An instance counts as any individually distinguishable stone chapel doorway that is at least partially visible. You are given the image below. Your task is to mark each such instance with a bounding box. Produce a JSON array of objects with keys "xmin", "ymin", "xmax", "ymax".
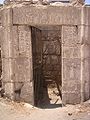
[{"xmin": 31, "ymin": 26, "xmax": 62, "ymax": 108}]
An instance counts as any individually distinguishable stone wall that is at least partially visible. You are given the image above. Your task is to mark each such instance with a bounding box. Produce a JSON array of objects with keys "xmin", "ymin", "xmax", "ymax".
[
  {"xmin": 0, "ymin": 4, "xmax": 90, "ymax": 105},
  {"xmin": 0, "ymin": 5, "xmax": 3, "ymax": 94},
  {"xmin": 1, "ymin": 8, "xmax": 34, "ymax": 103},
  {"xmin": 62, "ymin": 25, "xmax": 81, "ymax": 104}
]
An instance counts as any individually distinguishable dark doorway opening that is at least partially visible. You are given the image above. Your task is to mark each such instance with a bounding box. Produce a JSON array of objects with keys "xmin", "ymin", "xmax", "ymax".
[{"xmin": 31, "ymin": 26, "xmax": 62, "ymax": 108}]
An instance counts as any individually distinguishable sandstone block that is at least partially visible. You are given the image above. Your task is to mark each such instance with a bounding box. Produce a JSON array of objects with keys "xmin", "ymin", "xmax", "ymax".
[
  {"xmin": 11, "ymin": 57, "xmax": 33, "ymax": 82},
  {"xmin": 81, "ymin": 58, "xmax": 90, "ymax": 101},
  {"xmin": 82, "ymin": 7, "xmax": 90, "ymax": 26},
  {"xmin": 2, "ymin": 58, "xmax": 10, "ymax": 82},
  {"xmin": 62, "ymin": 46, "xmax": 81, "ymax": 58},
  {"xmin": 62, "ymin": 81, "xmax": 81, "ymax": 93},
  {"xmin": 1, "ymin": 27, "xmax": 11, "ymax": 58},
  {"xmin": 4, "ymin": 82, "xmax": 15, "ymax": 100},
  {"xmin": 0, "ymin": 26, "xmax": 2, "ymax": 47},
  {"xmin": 2, "ymin": 57, "xmax": 33, "ymax": 82},
  {"xmin": 18, "ymin": 26, "xmax": 32, "ymax": 58},
  {"xmin": 62, "ymin": 92, "xmax": 81, "ymax": 105},
  {"xmin": 1, "ymin": 8, "xmax": 12, "ymax": 27},
  {"xmin": 80, "ymin": 26, "xmax": 90, "ymax": 45},
  {"xmin": 2, "ymin": 25, "xmax": 32, "ymax": 58},
  {"xmin": 62, "ymin": 58, "xmax": 81, "ymax": 81},
  {"xmin": 62, "ymin": 26, "xmax": 80, "ymax": 47},
  {"xmin": 20, "ymin": 82, "xmax": 34, "ymax": 104},
  {"xmin": 13, "ymin": 6, "xmax": 81, "ymax": 25},
  {"xmin": 81, "ymin": 44, "xmax": 90, "ymax": 58}
]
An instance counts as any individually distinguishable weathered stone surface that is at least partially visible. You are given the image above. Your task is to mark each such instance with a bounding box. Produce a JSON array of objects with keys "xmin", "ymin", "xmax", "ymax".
[
  {"xmin": 62, "ymin": 81, "xmax": 81, "ymax": 92},
  {"xmin": 2, "ymin": 58, "xmax": 33, "ymax": 82},
  {"xmin": 62, "ymin": 25, "xmax": 81, "ymax": 104},
  {"xmin": 62, "ymin": 58, "xmax": 81, "ymax": 81},
  {"xmin": 18, "ymin": 26, "xmax": 32, "ymax": 58},
  {"xmin": 62, "ymin": 26, "xmax": 80, "ymax": 47},
  {"xmin": 0, "ymin": 9, "xmax": 2, "ymax": 25},
  {"xmin": 1, "ymin": 27, "xmax": 12, "ymax": 58},
  {"xmin": 2, "ymin": 25, "xmax": 32, "ymax": 58},
  {"xmin": 14, "ymin": 82, "xmax": 33, "ymax": 102},
  {"xmin": 1, "ymin": 4, "xmax": 90, "ymax": 106},
  {"xmin": 12, "ymin": 57, "xmax": 33, "ymax": 82},
  {"xmin": 81, "ymin": 58, "xmax": 90, "ymax": 101},
  {"xmin": 2, "ymin": 58, "xmax": 10, "ymax": 83},
  {"xmin": 62, "ymin": 46, "xmax": 81, "ymax": 58},
  {"xmin": 4, "ymin": 82, "xmax": 15, "ymax": 100},
  {"xmin": 4, "ymin": 81, "xmax": 34, "ymax": 103},
  {"xmin": 81, "ymin": 45, "xmax": 90, "ymax": 58},
  {"xmin": 80, "ymin": 26, "xmax": 90, "ymax": 45},
  {"xmin": 1, "ymin": 8, "xmax": 13, "ymax": 58},
  {"xmin": 62, "ymin": 92, "xmax": 81, "ymax": 104},
  {"xmin": 80, "ymin": 25, "xmax": 90, "ymax": 101},
  {"xmin": 0, "ymin": 26, "xmax": 2, "ymax": 46},
  {"xmin": 20, "ymin": 82, "xmax": 34, "ymax": 104},
  {"xmin": 81, "ymin": 7, "xmax": 90, "ymax": 26},
  {"xmin": 1, "ymin": 8, "xmax": 13, "ymax": 27},
  {"xmin": 10, "ymin": 26, "xmax": 19, "ymax": 58},
  {"xmin": 13, "ymin": 5, "xmax": 81, "ymax": 25},
  {"xmin": 0, "ymin": 26, "xmax": 2, "ymax": 77}
]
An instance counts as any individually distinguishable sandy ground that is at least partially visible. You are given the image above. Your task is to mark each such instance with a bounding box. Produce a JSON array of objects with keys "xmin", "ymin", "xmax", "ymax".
[{"xmin": 0, "ymin": 98, "xmax": 90, "ymax": 120}]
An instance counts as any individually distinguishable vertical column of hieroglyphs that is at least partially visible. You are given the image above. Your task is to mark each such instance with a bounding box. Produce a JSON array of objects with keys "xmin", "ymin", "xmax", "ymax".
[
  {"xmin": 62, "ymin": 25, "xmax": 81, "ymax": 104},
  {"xmin": 15, "ymin": 25, "xmax": 33, "ymax": 103},
  {"xmin": 14, "ymin": 25, "xmax": 34, "ymax": 104}
]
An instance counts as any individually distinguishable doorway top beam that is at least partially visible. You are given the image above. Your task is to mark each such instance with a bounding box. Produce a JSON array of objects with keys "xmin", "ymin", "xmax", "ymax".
[{"xmin": 12, "ymin": 5, "xmax": 82, "ymax": 26}]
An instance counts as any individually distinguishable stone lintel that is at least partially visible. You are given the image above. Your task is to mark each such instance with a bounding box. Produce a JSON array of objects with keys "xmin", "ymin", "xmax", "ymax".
[{"xmin": 13, "ymin": 5, "xmax": 82, "ymax": 25}]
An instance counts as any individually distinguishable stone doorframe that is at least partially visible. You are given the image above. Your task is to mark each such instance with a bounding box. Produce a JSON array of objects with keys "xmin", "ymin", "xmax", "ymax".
[{"xmin": 1, "ymin": 5, "xmax": 90, "ymax": 105}]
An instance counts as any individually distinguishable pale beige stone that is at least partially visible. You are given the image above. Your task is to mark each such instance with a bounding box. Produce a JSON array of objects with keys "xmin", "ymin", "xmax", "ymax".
[
  {"xmin": 1, "ymin": 27, "xmax": 12, "ymax": 58},
  {"xmin": 13, "ymin": 6, "xmax": 81, "ymax": 25},
  {"xmin": 81, "ymin": 45, "xmax": 90, "ymax": 58},
  {"xmin": 62, "ymin": 26, "xmax": 80, "ymax": 47},
  {"xmin": 81, "ymin": 7, "xmax": 90, "ymax": 26},
  {"xmin": 62, "ymin": 92, "xmax": 81, "ymax": 104},
  {"xmin": 11, "ymin": 57, "xmax": 33, "ymax": 82},
  {"xmin": 62, "ymin": 81, "xmax": 81, "ymax": 93},
  {"xmin": 0, "ymin": 26, "xmax": 2, "ymax": 47},
  {"xmin": 1, "ymin": 4, "xmax": 90, "ymax": 105},
  {"xmin": 1, "ymin": 8, "xmax": 13, "ymax": 27},
  {"xmin": 62, "ymin": 58, "xmax": 81, "ymax": 81},
  {"xmin": 20, "ymin": 82, "xmax": 34, "ymax": 104},
  {"xmin": 2, "ymin": 57, "xmax": 33, "ymax": 82},
  {"xmin": 62, "ymin": 46, "xmax": 81, "ymax": 58},
  {"xmin": 2, "ymin": 58, "xmax": 11, "ymax": 82},
  {"xmin": 80, "ymin": 26, "xmax": 90, "ymax": 45},
  {"xmin": 18, "ymin": 26, "xmax": 32, "ymax": 58},
  {"xmin": 4, "ymin": 82, "xmax": 15, "ymax": 100},
  {"xmin": 81, "ymin": 58, "xmax": 90, "ymax": 101}
]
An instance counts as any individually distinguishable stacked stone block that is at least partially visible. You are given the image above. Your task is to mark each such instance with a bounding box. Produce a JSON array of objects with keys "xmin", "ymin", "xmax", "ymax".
[
  {"xmin": 0, "ymin": 4, "xmax": 90, "ymax": 105},
  {"xmin": 62, "ymin": 26, "xmax": 81, "ymax": 104},
  {"xmin": 1, "ymin": 8, "xmax": 34, "ymax": 103}
]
